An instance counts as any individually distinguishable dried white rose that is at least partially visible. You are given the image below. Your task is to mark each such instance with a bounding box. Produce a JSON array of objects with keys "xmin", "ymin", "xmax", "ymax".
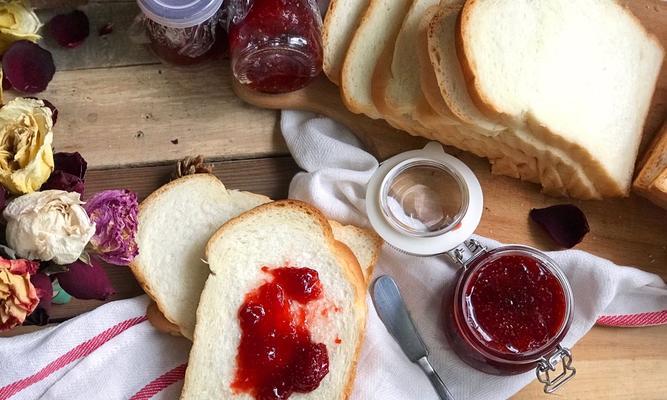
[{"xmin": 4, "ymin": 190, "xmax": 96, "ymax": 264}]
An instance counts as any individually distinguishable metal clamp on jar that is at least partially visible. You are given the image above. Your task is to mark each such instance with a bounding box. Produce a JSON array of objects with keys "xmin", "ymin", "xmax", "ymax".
[{"xmin": 366, "ymin": 142, "xmax": 576, "ymax": 393}]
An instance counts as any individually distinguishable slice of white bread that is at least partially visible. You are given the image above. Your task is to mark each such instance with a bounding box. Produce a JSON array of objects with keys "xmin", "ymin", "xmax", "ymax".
[
  {"xmin": 130, "ymin": 174, "xmax": 270, "ymax": 339},
  {"xmin": 145, "ymin": 221, "xmax": 382, "ymax": 338},
  {"xmin": 181, "ymin": 200, "xmax": 367, "ymax": 399},
  {"xmin": 634, "ymin": 120, "xmax": 667, "ymax": 195},
  {"xmin": 459, "ymin": 0, "xmax": 664, "ymax": 196},
  {"xmin": 341, "ymin": 0, "xmax": 414, "ymax": 119},
  {"xmin": 131, "ymin": 174, "xmax": 381, "ymax": 339},
  {"xmin": 427, "ymin": 4, "xmax": 600, "ymax": 199},
  {"xmin": 322, "ymin": 0, "xmax": 370, "ymax": 84}
]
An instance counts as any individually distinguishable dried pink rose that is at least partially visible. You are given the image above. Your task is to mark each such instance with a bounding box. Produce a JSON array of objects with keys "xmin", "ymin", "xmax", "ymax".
[
  {"xmin": 84, "ymin": 189, "xmax": 139, "ymax": 265},
  {"xmin": 57, "ymin": 258, "xmax": 115, "ymax": 301},
  {"xmin": 0, "ymin": 257, "xmax": 40, "ymax": 331}
]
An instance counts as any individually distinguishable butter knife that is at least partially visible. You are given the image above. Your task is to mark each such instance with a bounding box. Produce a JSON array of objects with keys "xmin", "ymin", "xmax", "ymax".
[{"xmin": 371, "ymin": 275, "xmax": 455, "ymax": 400}]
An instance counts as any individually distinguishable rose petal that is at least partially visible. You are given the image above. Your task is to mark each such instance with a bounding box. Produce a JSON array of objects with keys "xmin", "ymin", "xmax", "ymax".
[
  {"xmin": 529, "ymin": 204, "xmax": 590, "ymax": 248},
  {"xmin": 40, "ymin": 98, "xmax": 58, "ymax": 125},
  {"xmin": 48, "ymin": 10, "xmax": 90, "ymax": 48},
  {"xmin": 30, "ymin": 272, "xmax": 53, "ymax": 313},
  {"xmin": 25, "ymin": 307, "xmax": 49, "ymax": 326},
  {"xmin": 2, "ymin": 41, "xmax": 56, "ymax": 93},
  {"xmin": 98, "ymin": 22, "xmax": 113, "ymax": 36},
  {"xmin": 53, "ymin": 152, "xmax": 87, "ymax": 179},
  {"xmin": 57, "ymin": 258, "xmax": 115, "ymax": 301},
  {"xmin": 2, "ymin": 73, "xmax": 12, "ymax": 90},
  {"xmin": 42, "ymin": 170, "xmax": 84, "ymax": 195}
]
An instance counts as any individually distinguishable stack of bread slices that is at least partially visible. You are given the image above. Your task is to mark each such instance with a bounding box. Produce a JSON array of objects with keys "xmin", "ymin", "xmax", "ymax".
[
  {"xmin": 323, "ymin": 0, "xmax": 664, "ymax": 199},
  {"xmin": 130, "ymin": 174, "xmax": 382, "ymax": 398}
]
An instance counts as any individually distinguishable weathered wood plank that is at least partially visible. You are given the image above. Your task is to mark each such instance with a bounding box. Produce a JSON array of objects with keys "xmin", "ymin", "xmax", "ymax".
[
  {"xmin": 6, "ymin": 62, "xmax": 286, "ymax": 168},
  {"xmin": 37, "ymin": 2, "xmax": 158, "ymax": 71}
]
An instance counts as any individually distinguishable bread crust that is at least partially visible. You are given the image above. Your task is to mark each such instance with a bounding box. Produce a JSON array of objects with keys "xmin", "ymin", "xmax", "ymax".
[
  {"xmin": 194, "ymin": 199, "xmax": 368, "ymax": 400},
  {"xmin": 129, "ymin": 174, "xmax": 225, "ymax": 336},
  {"xmin": 322, "ymin": 0, "xmax": 342, "ymax": 84},
  {"xmin": 634, "ymin": 120, "xmax": 667, "ymax": 194}
]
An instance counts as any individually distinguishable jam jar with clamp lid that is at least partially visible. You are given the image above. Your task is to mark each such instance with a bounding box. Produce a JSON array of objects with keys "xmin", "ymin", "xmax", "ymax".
[{"xmin": 365, "ymin": 142, "xmax": 576, "ymax": 393}]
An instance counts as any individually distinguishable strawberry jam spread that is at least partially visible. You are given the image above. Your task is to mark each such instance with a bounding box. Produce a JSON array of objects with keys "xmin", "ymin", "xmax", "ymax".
[
  {"xmin": 465, "ymin": 255, "xmax": 566, "ymax": 354},
  {"xmin": 232, "ymin": 267, "xmax": 329, "ymax": 399},
  {"xmin": 228, "ymin": 0, "xmax": 323, "ymax": 93}
]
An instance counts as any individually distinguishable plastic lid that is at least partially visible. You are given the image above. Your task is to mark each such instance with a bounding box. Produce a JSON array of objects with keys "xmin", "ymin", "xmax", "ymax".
[
  {"xmin": 137, "ymin": 0, "xmax": 223, "ymax": 28},
  {"xmin": 366, "ymin": 142, "xmax": 483, "ymax": 256}
]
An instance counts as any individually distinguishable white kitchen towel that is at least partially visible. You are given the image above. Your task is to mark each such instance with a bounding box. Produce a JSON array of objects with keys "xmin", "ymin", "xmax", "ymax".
[
  {"xmin": 281, "ymin": 110, "xmax": 667, "ymax": 399},
  {"xmin": 0, "ymin": 111, "xmax": 665, "ymax": 400}
]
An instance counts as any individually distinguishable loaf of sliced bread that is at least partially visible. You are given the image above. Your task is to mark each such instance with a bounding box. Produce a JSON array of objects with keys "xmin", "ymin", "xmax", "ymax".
[
  {"xmin": 459, "ymin": 0, "xmax": 664, "ymax": 196},
  {"xmin": 322, "ymin": 0, "xmax": 370, "ymax": 84},
  {"xmin": 181, "ymin": 200, "xmax": 367, "ymax": 399},
  {"xmin": 341, "ymin": 0, "xmax": 414, "ymax": 119},
  {"xmin": 634, "ymin": 120, "xmax": 667, "ymax": 195},
  {"xmin": 131, "ymin": 174, "xmax": 381, "ymax": 339},
  {"xmin": 427, "ymin": 4, "xmax": 600, "ymax": 199}
]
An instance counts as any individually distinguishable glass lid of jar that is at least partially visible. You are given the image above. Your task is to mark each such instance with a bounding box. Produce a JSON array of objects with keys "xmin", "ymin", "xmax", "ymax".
[{"xmin": 366, "ymin": 142, "xmax": 483, "ymax": 256}]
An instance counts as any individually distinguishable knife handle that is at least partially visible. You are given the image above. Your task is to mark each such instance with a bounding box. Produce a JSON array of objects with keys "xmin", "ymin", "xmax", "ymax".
[{"xmin": 417, "ymin": 357, "xmax": 455, "ymax": 400}]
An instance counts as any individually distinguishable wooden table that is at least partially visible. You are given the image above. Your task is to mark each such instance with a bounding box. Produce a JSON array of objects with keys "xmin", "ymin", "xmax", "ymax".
[{"xmin": 3, "ymin": 1, "xmax": 666, "ymax": 399}]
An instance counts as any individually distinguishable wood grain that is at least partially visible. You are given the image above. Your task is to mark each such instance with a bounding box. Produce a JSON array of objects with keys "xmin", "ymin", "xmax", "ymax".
[{"xmin": 6, "ymin": 62, "xmax": 286, "ymax": 168}]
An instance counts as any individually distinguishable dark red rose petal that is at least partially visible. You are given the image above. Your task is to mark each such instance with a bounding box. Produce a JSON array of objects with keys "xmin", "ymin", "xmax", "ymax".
[
  {"xmin": 48, "ymin": 10, "xmax": 90, "ymax": 48},
  {"xmin": 529, "ymin": 204, "xmax": 590, "ymax": 248},
  {"xmin": 25, "ymin": 307, "xmax": 49, "ymax": 326},
  {"xmin": 0, "ymin": 186, "xmax": 6, "ymax": 214},
  {"xmin": 2, "ymin": 73, "xmax": 12, "ymax": 90},
  {"xmin": 42, "ymin": 170, "xmax": 84, "ymax": 195},
  {"xmin": 31, "ymin": 272, "xmax": 53, "ymax": 313},
  {"xmin": 54, "ymin": 152, "xmax": 87, "ymax": 179},
  {"xmin": 2, "ymin": 41, "xmax": 56, "ymax": 93},
  {"xmin": 57, "ymin": 258, "xmax": 115, "ymax": 301},
  {"xmin": 98, "ymin": 22, "xmax": 113, "ymax": 36}
]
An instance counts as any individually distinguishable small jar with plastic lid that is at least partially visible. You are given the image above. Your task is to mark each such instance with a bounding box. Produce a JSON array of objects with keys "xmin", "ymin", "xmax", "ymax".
[
  {"xmin": 137, "ymin": 0, "xmax": 224, "ymax": 65},
  {"xmin": 366, "ymin": 142, "xmax": 577, "ymax": 394}
]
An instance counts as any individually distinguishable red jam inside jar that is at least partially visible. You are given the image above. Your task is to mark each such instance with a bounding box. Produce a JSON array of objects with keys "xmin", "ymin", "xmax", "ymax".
[
  {"xmin": 227, "ymin": 0, "xmax": 323, "ymax": 93},
  {"xmin": 446, "ymin": 247, "xmax": 573, "ymax": 375},
  {"xmin": 232, "ymin": 266, "xmax": 330, "ymax": 399},
  {"xmin": 138, "ymin": 0, "xmax": 224, "ymax": 65}
]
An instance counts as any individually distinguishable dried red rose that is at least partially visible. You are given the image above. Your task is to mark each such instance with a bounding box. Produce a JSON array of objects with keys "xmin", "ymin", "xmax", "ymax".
[
  {"xmin": 47, "ymin": 10, "xmax": 90, "ymax": 48},
  {"xmin": 42, "ymin": 152, "xmax": 88, "ymax": 195},
  {"xmin": 30, "ymin": 272, "xmax": 53, "ymax": 313},
  {"xmin": 2, "ymin": 41, "xmax": 56, "ymax": 93},
  {"xmin": 529, "ymin": 204, "xmax": 590, "ymax": 248},
  {"xmin": 57, "ymin": 258, "xmax": 115, "ymax": 301}
]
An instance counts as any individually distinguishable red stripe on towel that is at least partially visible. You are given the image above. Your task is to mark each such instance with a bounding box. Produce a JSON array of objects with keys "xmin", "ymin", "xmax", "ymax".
[
  {"xmin": 130, "ymin": 363, "xmax": 187, "ymax": 400},
  {"xmin": 0, "ymin": 316, "xmax": 147, "ymax": 400},
  {"xmin": 597, "ymin": 310, "xmax": 667, "ymax": 327}
]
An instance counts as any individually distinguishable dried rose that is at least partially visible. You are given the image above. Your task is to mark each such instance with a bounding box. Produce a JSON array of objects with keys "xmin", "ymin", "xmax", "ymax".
[
  {"xmin": 30, "ymin": 271, "xmax": 52, "ymax": 313},
  {"xmin": 47, "ymin": 10, "xmax": 89, "ymax": 48},
  {"xmin": 4, "ymin": 190, "xmax": 96, "ymax": 264},
  {"xmin": 529, "ymin": 204, "xmax": 590, "ymax": 248},
  {"xmin": 3, "ymin": 41, "xmax": 55, "ymax": 93},
  {"xmin": 0, "ymin": 97, "xmax": 54, "ymax": 194},
  {"xmin": 57, "ymin": 258, "xmax": 115, "ymax": 301},
  {"xmin": 0, "ymin": 1, "xmax": 41, "ymax": 55},
  {"xmin": 42, "ymin": 170, "xmax": 84, "ymax": 195},
  {"xmin": 84, "ymin": 190, "xmax": 139, "ymax": 265},
  {"xmin": 53, "ymin": 152, "xmax": 87, "ymax": 179},
  {"xmin": 0, "ymin": 256, "xmax": 39, "ymax": 331}
]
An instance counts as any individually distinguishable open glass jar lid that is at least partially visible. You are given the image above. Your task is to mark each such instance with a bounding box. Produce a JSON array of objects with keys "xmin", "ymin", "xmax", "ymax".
[{"xmin": 366, "ymin": 142, "xmax": 576, "ymax": 393}]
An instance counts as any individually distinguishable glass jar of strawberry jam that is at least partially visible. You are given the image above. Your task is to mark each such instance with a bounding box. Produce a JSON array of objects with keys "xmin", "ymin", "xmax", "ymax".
[
  {"xmin": 366, "ymin": 142, "xmax": 576, "ymax": 393},
  {"xmin": 227, "ymin": 0, "xmax": 323, "ymax": 93},
  {"xmin": 137, "ymin": 0, "xmax": 224, "ymax": 65}
]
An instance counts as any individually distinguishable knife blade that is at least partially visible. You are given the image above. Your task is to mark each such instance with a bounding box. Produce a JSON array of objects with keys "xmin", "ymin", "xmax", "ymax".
[{"xmin": 371, "ymin": 275, "xmax": 455, "ymax": 400}]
